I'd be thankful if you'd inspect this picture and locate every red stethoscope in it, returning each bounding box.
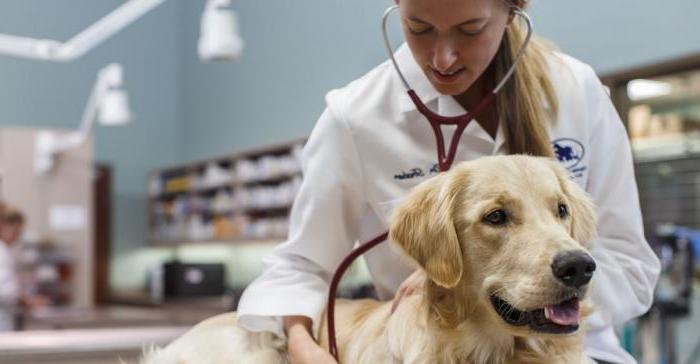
[326,5,534,360]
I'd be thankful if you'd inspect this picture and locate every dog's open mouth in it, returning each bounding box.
[490,295,580,334]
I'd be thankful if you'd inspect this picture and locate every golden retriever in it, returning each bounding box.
[142,155,597,364]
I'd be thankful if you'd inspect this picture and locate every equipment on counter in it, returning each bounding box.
[163,261,226,298]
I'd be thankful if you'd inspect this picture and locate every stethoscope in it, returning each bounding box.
[326,5,534,360]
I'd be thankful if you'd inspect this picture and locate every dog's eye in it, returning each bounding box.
[483,210,508,225]
[558,203,569,218]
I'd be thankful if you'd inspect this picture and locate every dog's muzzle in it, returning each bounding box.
[490,293,584,334]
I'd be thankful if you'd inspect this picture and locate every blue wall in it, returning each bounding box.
[0,0,183,254]
[530,0,700,73]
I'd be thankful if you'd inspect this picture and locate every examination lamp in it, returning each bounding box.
[34,63,132,175]
[198,0,245,61]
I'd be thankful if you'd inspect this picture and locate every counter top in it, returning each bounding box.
[0,297,233,363]
[21,296,233,330]
[0,326,189,363]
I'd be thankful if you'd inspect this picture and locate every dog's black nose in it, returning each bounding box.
[551,251,596,288]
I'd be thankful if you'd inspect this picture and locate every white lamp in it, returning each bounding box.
[99,88,132,126]
[0,0,243,63]
[198,0,245,62]
[35,63,132,175]
[0,0,168,62]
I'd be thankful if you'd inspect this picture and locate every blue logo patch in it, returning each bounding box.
[552,138,586,179]
[552,138,584,169]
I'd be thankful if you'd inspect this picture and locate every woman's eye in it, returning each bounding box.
[558,203,569,219]
[408,26,432,35]
[483,210,508,226]
[459,27,483,36]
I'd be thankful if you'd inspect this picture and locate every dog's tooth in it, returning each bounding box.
[544,308,550,320]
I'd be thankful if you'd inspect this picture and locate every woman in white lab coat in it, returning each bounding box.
[238,0,661,363]
[0,206,24,331]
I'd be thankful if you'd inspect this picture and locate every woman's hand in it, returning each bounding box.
[284,316,337,364]
[391,269,426,313]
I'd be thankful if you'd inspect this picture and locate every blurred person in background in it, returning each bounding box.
[0,204,25,331]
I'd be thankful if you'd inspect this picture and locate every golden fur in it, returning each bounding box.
[142,155,597,364]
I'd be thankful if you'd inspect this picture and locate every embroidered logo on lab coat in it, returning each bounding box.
[552,138,587,179]
[394,163,440,180]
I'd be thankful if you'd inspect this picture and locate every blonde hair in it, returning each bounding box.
[494,0,558,157]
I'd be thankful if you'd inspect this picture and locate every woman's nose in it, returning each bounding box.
[432,38,458,71]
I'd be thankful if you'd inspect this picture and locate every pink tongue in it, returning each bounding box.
[545,299,580,326]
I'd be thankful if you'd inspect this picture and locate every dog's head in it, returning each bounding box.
[390,155,596,336]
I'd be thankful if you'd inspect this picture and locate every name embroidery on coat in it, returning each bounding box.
[394,163,440,180]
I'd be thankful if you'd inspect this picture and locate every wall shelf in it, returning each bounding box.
[148,137,306,244]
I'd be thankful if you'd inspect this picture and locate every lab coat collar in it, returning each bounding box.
[394,43,504,148]
[394,43,441,113]
[438,94,505,148]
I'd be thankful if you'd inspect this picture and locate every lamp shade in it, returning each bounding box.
[198,7,244,62]
[99,88,132,126]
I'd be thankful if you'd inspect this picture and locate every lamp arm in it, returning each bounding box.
[34,63,124,175]
[79,63,123,134]
[77,79,102,136]
[0,0,168,61]
[59,0,169,61]
[0,35,61,60]
[34,130,85,175]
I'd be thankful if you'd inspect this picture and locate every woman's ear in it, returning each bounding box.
[506,2,524,27]
[507,11,516,27]
[547,160,597,246]
[389,170,467,288]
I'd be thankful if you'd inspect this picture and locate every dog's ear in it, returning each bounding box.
[389,170,466,288]
[547,160,597,245]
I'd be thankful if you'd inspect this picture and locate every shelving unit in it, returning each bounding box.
[148,138,306,245]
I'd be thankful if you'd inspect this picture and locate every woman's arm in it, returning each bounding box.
[284,316,337,363]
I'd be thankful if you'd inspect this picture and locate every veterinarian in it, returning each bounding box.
[237,0,661,363]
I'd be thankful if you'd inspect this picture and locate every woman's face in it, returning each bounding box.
[1,222,23,245]
[397,0,512,96]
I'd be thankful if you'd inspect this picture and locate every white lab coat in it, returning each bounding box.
[238,44,661,364]
[0,240,19,331]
